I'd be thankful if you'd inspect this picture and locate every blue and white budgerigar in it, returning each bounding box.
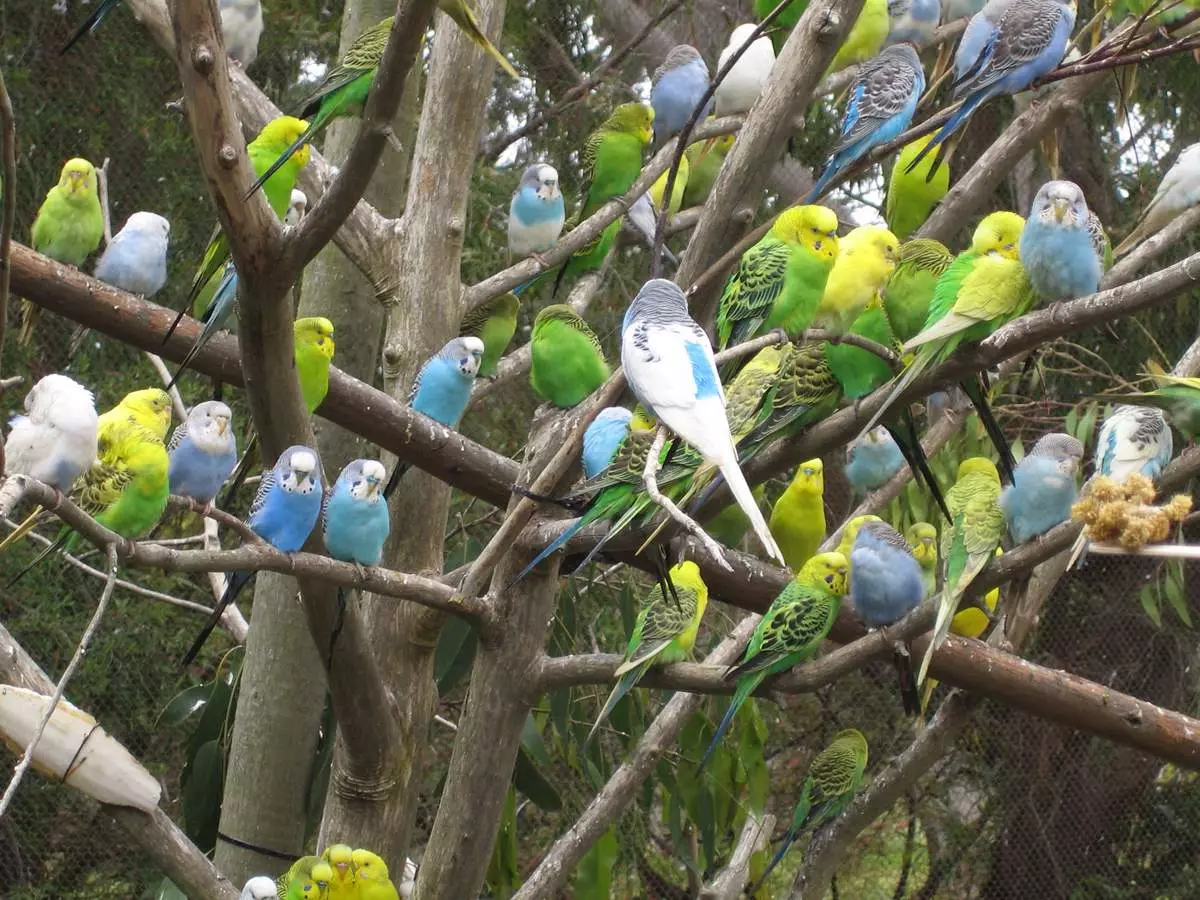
[845,425,905,494]
[620,278,783,563]
[323,459,390,567]
[383,336,485,499]
[1115,142,1200,257]
[1000,432,1083,544]
[582,407,634,479]
[1094,405,1173,483]
[1020,180,1102,301]
[508,163,565,262]
[650,45,713,146]
[168,401,237,506]
[887,0,940,46]
[715,23,775,117]
[181,445,323,665]
[94,212,170,297]
[3,374,98,492]
[806,43,926,202]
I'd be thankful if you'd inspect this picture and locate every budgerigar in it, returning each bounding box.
[885,135,950,240]
[754,0,888,71]
[323,459,390,567]
[683,134,734,207]
[1094,405,1174,483]
[850,519,925,712]
[382,336,485,499]
[752,729,869,891]
[168,401,237,506]
[846,426,905,493]
[508,164,565,262]
[698,552,848,771]
[182,446,324,665]
[321,844,356,900]
[768,459,826,570]
[239,875,278,900]
[919,457,1004,684]
[834,513,883,561]
[352,848,402,900]
[814,224,900,334]
[285,189,308,226]
[905,0,1076,175]
[650,45,713,146]
[587,561,709,743]
[905,521,938,598]
[459,292,519,376]
[96,388,173,444]
[806,44,926,203]
[294,316,337,413]
[280,859,334,900]
[716,205,839,349]
[622,279,784,562]
[887,0,940,45]
[63,0,262,64]
[882,238,954,343]
[437,0,520,77]
[529,305,610,408]
[1000,432,1082,544]
[715,24,775,117]
[1020,180,1102,301]
[1094,372,1200,442]
[1114,142,1200,257]
[626,155,689,267]
[20,158,104,345]
[93,212,170,297]
[582,408,634,480]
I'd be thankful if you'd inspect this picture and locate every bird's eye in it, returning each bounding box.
[1003,243,1013,251]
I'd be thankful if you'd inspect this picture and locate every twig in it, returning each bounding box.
[144,351,188,422]
[95,158,113,246]
[1081,543,1200,559]
[0,544,119,820]
[701,812,776,900]
[641,426,731,569]
[0,69,14,416]
[0,376,22,391]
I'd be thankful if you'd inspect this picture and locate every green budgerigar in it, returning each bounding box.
[529,305,610,407]
[587,561,709,743]
[697,552,849,772]
[460,292,519,376]
[277,857,334,900]
[882,238,955,344]
[754,0,889,73]
[918,457,1004,685]
[885,134,951,241]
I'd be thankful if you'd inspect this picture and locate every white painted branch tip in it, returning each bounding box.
[1082,542,1200,559]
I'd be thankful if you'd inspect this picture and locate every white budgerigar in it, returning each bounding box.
[239,876,278,900]
[620,278,784,563]
[93,211,170,297]
[219,0,264,66]
[1114,142,1200,257]
[284,188,308,226]
[4,374,98,491]
[715,23,775,117]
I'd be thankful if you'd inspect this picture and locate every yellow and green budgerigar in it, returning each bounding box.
[351,848,401,900]
[882,238,955,344]
[460,292,519,377]
[813,224,900,335]
[917,457,1004,685]
[529,305,610,408]
[587,561,709,744]
[769,458,826,571]
[754,0,889,72]
[277,857,335,900]
[649,152,689,215]
[321,844,356,900]
[97,387,173,445]
[715,204,840,350]
[683,133,734,208]
[698,552,849,772]
[885,134,951,241]
[20,158,105,345]
[295,316,337,412]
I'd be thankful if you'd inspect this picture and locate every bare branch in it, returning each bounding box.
[0,68,14,424]
[1105,205,1200,288]
[702,812,776,900]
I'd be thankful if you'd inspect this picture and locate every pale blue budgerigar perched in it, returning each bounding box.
[1095,405,1173,483]
[626,193,679,268]
[887,0,940,46]
[849,519,925,713]
[168,401,237,506]
[4,374,98,491]
[1000,432,1083,544]
[508,163,565,261]
[94,212,170,297]
[219,0,264,66]
[582,408,634,479]
[1115,142,1200,257]
[382,336,485,499]
[1019,180,1102,301]
[806,43,926,202]
[181,446,323,665]
[621,279,784,563]
[650,45,713,146]
[166,263,239,391]
[845,425,905,494]
[323,459,390,567]
[905,0,1076,175]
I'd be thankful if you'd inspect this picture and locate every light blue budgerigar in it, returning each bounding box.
[168,401,237,506]
[849,519,925,713]
[382,335,485,499]
[905,0,1076,175]
[508,163,565,261]
[582,407,634,479]
[166,263,238,390]
[650,45,713,146]
[845,425,905,494]
[620,278,784,563]
[1095,405,1173,483]
[1000,432,1083,544]
[323,459,390,567]
[1019,180,1102,301]
[887,0,940,46]
[94,212,170,297]
[181,445,323,665]
[806,43,926,202]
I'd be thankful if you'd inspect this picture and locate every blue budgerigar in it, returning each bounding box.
[845,425,905,494]
[887,0,940,46]
[650,45,713,146]
[1095,405,1173,483]
[849,519,925,713]
[508,163,565,262]
[181,445,323,665]
[1000,432,1083,544]
[93,212,170,297]
[1019,180,1102,301]
[382,336,485,499]
[807,43,925,202]
[621,279,784,563]
[323,459,390,567]
[582,407,634,479]
[168,401,237,506]
[906,0,1076,175]
[166,263,238,390]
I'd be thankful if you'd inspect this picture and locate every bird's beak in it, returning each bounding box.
[536,185,556,200]
[367,479,380,496]
[336,863,349,874]
[216,417,228,436]
[1052,197,1069,223]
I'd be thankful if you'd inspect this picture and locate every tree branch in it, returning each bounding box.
[0,68,14,409]
[702,812,776,900]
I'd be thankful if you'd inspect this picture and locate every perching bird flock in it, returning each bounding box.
[5,0,1200,894]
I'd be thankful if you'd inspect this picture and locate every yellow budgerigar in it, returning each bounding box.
[769,458,826,570]
[98,388,173,444]
[814,224,900,335]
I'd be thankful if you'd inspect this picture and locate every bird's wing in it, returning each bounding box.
[961,0,1071,96]
[835,53,920,153]
[166,423,190,454]
[721,236,792,334]
[247,468,277,523]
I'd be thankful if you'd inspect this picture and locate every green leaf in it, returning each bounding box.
[1064,406,1079,441]
[571,827,618,900]
[186,668,234,756]
[435,616,477,693]
[306,696,337,842]
[520,713,552,767]
[513,746,562,811]
[152,878,188,900]
[550,688,571,745]
[1163,561,1192,627]
[618,580,637,638]
[181,739,224,853]
[158,683,210,728]
[486,788,520,899]
[1077,403,1100,449]
[1139,584,1163,628]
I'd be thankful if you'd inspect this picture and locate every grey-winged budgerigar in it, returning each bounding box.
[650,45,713,147]
[167,401,237,508]
[715,24,774,116]
[508,163,565,263]
[1115,141,1200,257]
[1000,432,1083,544]
[1020,180,1103,301]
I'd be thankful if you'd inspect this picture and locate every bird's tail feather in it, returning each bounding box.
[716,454,781,564]
[180,571,252,667]
[381,461,411,501]
[697,675,758,774]
[509,516,587,587]
[856,352,932,452]
[510,483,590,513]
[585,665,646,747]
[749,824,801,896]
[61,0,120,52]
[886,414,951,522]
[963,375,1017,484]
[218,434,259,511]
[0,506,45,553]
[893,643,921,716]
[245,126,314,201]
[5,531,69,589]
